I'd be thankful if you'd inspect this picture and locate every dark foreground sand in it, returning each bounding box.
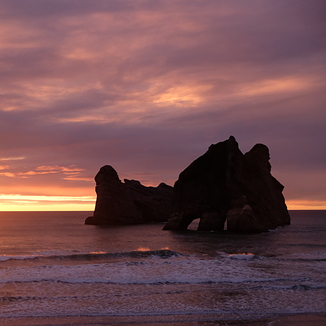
[0,314,325,326]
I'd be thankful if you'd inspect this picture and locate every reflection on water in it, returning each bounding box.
[229,253,255,259]
[135,247,151,251]
[188,218,200,230]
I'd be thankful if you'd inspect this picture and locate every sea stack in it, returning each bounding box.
[85,165,173,225]
[163,136,290,232]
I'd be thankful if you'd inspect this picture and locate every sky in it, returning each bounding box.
[0,0,325,211]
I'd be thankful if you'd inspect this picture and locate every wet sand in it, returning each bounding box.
[1,313,325,326]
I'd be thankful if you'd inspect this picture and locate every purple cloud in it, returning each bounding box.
[0,0,325,209]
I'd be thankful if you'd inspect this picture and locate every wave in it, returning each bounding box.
[0,249,183,263]
[1,282,325,306]
[0,293,117,303]
[219,251,326,262]
[249,284,326,291]
[0,276,318,286]
[277,258,326,262]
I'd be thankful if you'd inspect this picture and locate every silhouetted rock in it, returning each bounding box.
[163,136,290,232]
[85,165,173,225]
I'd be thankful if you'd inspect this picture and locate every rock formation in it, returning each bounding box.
[85,165,173,225]
[163,136,290,232]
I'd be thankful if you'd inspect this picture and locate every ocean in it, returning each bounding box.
[0,210,325,325]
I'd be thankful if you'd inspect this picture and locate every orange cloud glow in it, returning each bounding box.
[0,157,25,161]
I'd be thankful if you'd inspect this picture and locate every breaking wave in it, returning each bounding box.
[0,249,183,263]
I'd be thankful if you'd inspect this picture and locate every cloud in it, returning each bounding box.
[0,164,91,184]
[0,157,25,161]
[0,0,325,209]
[36,165,85,173]
[0,172,16,178]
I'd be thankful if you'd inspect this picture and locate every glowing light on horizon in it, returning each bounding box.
[0,194,324,212]
[0,194,96,211]
[286,200,326,210]
[0,194,95,201]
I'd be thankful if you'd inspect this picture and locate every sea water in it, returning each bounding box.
[0,211,325,321]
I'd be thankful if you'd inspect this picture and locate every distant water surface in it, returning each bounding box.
[0,210,325,322]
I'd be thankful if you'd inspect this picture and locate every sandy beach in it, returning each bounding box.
[1,313,326,326]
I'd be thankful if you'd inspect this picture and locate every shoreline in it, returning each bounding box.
[1,313,325,326]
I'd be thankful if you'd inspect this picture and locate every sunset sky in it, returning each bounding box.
[0,0,325,211]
